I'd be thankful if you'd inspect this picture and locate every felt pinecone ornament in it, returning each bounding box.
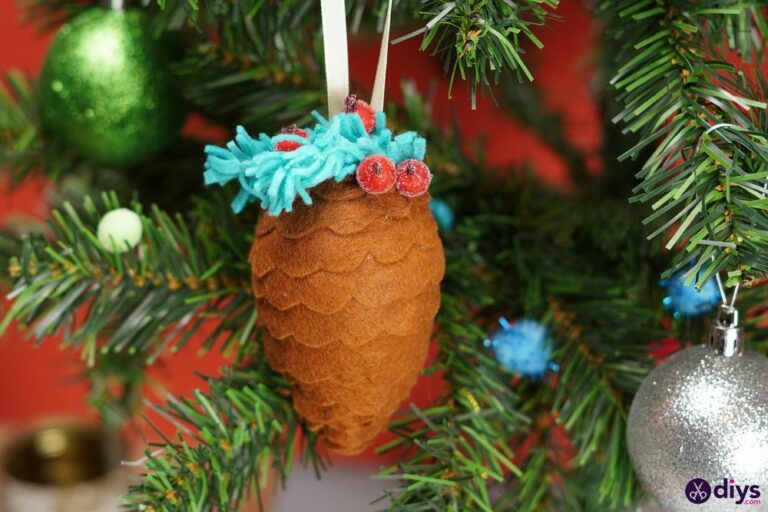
[251,180,443,453]
[204,104,444,453]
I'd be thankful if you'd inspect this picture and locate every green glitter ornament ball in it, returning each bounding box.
[39,9,185,167]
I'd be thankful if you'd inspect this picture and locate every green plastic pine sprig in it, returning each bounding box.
[123,360,325,512]
[0,191,255,363]
[0,71,79,181]
[411,0,560,105]
[603,0,768,287]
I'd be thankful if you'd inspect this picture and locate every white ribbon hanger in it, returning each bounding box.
[370,0,393,112]
[320,0,393,115]
[320,0,350,116]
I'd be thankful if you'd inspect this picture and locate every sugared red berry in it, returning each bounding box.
[356,155,395,194]
[275,125,308,152]
[344,94,376,133]
[395,159,432,198]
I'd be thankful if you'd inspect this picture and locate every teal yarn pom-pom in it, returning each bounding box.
[203,111,427,216]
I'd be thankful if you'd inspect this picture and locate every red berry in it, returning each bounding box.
[275,140,301,151]
[275,125,308,152]
[344,94,376,133]
[356,155,395,194]
[395,159,432,198]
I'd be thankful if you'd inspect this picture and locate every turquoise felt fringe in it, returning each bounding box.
[203,111,427,216]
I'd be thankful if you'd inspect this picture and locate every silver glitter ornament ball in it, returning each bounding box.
[628,307,768,511]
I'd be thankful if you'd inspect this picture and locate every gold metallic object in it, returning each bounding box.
[3,424,113,486]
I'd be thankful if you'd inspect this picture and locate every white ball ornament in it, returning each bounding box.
[627,305,768,511]
[97,208,143,253]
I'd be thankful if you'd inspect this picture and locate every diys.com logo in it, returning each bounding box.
[685,478,761,506]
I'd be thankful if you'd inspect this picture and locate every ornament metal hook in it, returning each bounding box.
[706,256,743,357]
[708,304,744,357]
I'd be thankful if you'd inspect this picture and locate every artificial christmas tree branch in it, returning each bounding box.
[732,284,768,352]
[400,0,560,103]
[123,360,324,512]
[604,0,768,287]
[693,1,767,59]
[0,191,255,362]
[174,46,326,131]
[548,301,652,510]
[85,350,150,430]
[0,71,79,181]
[0,72,38,174]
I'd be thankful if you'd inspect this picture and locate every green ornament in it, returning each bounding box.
[39,9,185,167]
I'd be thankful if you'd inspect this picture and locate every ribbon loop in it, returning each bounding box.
[321,0,350,116]
[320,0,392,115]
[370,0,393,112]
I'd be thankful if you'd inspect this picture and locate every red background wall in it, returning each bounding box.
[0,1,599,459]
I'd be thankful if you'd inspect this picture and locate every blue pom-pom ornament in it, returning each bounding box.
[484,318,556,379]
[661,272,720,318]
[429,198,454,231]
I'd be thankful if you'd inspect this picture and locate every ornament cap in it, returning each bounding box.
[707,304,744,357]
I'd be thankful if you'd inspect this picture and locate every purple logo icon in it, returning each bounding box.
[684,478,761,505]
[686,478,712,504]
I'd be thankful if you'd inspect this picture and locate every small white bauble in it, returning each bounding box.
[97,208,143,253]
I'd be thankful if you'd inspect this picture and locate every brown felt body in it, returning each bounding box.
[250,180,445,454]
